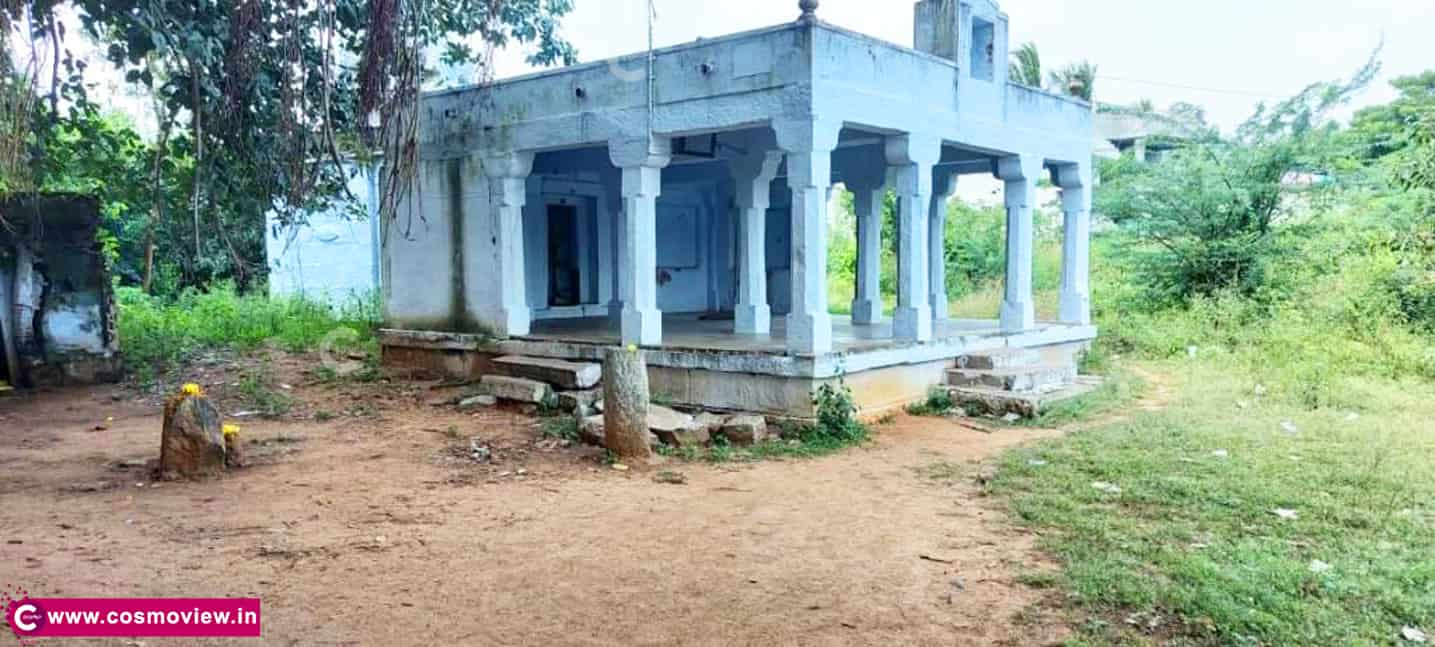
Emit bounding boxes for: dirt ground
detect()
[0,351,1078,646]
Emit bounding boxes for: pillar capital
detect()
[772,116,842,155]
[883,133,943,168]
[932,166,959,198]
[479,151,535,179]
[730,151,784,206]
[994,154,1043,182]
[1051,160,1092,190]
[608,136,672,170]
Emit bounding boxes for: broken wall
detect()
[0,194,122,387]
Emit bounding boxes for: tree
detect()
[1097,55,1380,304]
[1049,61,1097,102]
[1,0,577,289]
[1008,42,1041,89]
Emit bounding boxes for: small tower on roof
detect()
[799,0,819,22]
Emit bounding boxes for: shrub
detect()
[117,283,379,372]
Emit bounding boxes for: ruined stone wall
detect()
[0,194,122,387]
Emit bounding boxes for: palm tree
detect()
[1049,61,1098,102]
[1008,42,1042,89]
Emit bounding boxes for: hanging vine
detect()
[4,0,577,287]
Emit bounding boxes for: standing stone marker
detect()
[603,346,653,462]
[159,388,227,480]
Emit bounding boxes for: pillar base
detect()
[1000,300,1036,333]
[850,299,882,325]
[1059,292,1091,326]
[930,295,950,322]
[734,304,772,335]
[496,307,532,337]
[893,305,933,342]
[785,312,833,355]
[622,307,663,347]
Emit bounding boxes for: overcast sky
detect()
[487,0,1435,132]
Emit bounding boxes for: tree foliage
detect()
[0,0,576,290]
[1008,41,1041,88]
[1097,54,1382,305]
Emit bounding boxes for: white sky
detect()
[488,0,1435,132]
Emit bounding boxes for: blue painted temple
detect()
[379,0,1098,417]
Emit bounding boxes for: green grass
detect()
[992,359,1435,644]
[117,283,379,376]
[236,360,295,418]
[541,416,579,442]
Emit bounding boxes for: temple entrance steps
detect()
[942,343,1103,418]
[492,355,602,391]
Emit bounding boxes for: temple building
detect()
[379,0,1097,417]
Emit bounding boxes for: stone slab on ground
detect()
[947,364,1077,393]
[948,375,1104,418]
[557,389,600,414]
[954,349,1042,371]
[578,415,660,449]
[476,375,551,403]
[493,355,601,390]
[457,395,498,411]
[648,405,711,448]
[718,414,770,445]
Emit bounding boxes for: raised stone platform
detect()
[380,313,1097,418]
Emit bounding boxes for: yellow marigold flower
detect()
[181,383,204,397]
[222,424,241,438]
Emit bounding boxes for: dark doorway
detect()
[547,204,581,307]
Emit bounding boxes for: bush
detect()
[117,283,379,372]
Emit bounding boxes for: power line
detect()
[1097,75,1283,100]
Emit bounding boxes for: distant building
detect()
[1096,111,1191,162]
[264,161,382,307]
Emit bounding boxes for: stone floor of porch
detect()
[521,312,1074,355]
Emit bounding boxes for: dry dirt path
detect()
[0,359,1127,646]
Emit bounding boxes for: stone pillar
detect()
[601,169,624,319]
[996,155,1042,332]
[1132,137,1148,163]
[481,152,536,337]
[609,137,671,347]
[774,117,841,354]
[929,168,958,323]
[887,134,942,343]
[852,186,886,326]
[1056,162,1093,325]
[730,151,783,335]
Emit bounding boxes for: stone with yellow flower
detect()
[222,424,245,468]
[159,383,227,479]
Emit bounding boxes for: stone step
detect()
[475,375,552,403]
[492,355,602,390]
[946,364,1077,393]
[954,349,1042,371]
[947,376,1104,419]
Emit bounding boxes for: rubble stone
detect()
[476,375,551,404]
